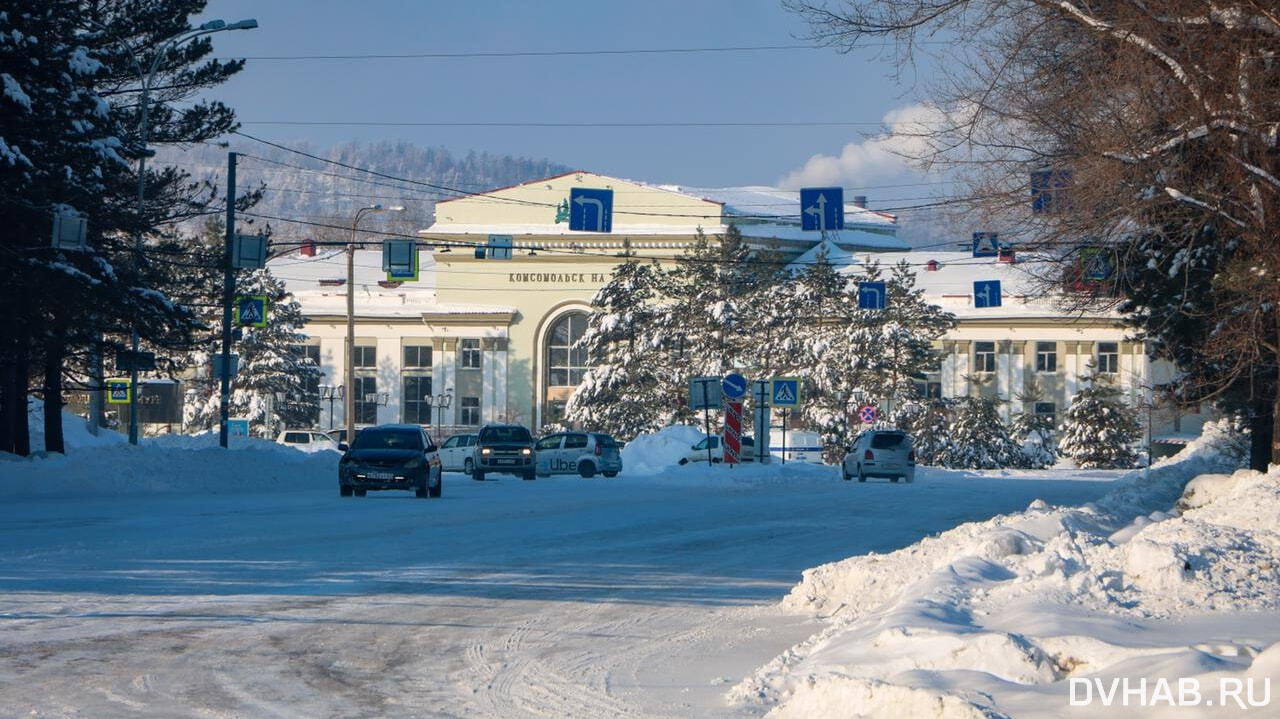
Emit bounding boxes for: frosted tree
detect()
[179,222,320,436]
[940,396,1021,469]
[1008,410,1056,469]
[893,399,952,466]
[1058,371,1141,469]
[565,257,668,440]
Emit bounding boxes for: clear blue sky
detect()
[197,0,943,207]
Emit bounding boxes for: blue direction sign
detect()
[972,232,1000,258]
[234,295,269,327]
[974,280,1002,308]
[771,377,801,408]
[800,187,844,232]
[569,188,613,233]
[106,379,130,405]
[227,418,250,437]
[722,372,748,400]
[858,281,887,310]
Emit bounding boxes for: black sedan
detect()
[338,424,442,498]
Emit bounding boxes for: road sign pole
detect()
[218,152,236,449]
[780,409,787,465]
[704,406,712,466]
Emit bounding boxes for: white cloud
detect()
[777,104,947,190]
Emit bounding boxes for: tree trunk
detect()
[42,329,66,454]
[1,335,32,457]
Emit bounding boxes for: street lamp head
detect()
[228,19,259,30]
[388,205,406,212]
[198,20,227,31]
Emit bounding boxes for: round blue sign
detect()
[722,373,748,399]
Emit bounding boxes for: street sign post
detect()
[106,379,130,404]
[383,239,420,279]
[722,372,748,400]
[771,377,803,464]
[234,295,269,327]
[569,188,614,233]
[723,400,743,465]
[116,350,156,373]
[227,418,250,437]
[689,376,722,465]
[800,187,844,232]
[858,404,879,424]
[857,281,886,310]
[750,379,771,463]
[974,280,1003,308]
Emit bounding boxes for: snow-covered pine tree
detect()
[565,257,668,440]
[939,396,1021,469]
[1057,370,1141,469]
[180,222,320,436]
[892,398,953,466]
[1008,410,1057,469]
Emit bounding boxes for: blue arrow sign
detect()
[722,372,748,400]
[974,280,1002,308]
[800,187,844,231]
[858,281,886,310]
[972,232,999,257]
[569,188,613,233]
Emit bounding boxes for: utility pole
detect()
[218,152,236,448]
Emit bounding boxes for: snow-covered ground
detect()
[0,412,1274,717]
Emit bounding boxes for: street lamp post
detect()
[344,205,405,444]
[123,17,257,445]
[434,389,454,432]
[320,384,344,429]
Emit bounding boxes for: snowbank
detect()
[732,420,1278,718]
[2,404,337,498]
[621,425,705,474]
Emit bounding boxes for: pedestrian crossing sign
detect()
[771,377,801,408]
[106,379,130,404]
[234,295,269,327]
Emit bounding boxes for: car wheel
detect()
[354,489,367,497]
[579,462,596,478]
[603,471,617,478]
[904,474,914,483]
[523,470,536,481]
[428,470,442,498]
[857,465,866,483]
[472,469,485,482]
[842,465,852,481]
[678,457,689,465]
[891,476,900,483]
[340,484,353,497]
[416,483,429,498]
[464,458,474,475]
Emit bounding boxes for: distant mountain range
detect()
[155,139,572,241]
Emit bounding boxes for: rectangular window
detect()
[1097,342,1119,374]
[460,396,481,425]
[403,345,432,369]
[1034,401,1056,420]
[353,375,378,425]
[911,380,943,400]
[353,345,376,369]
[1035,341,1057,372]
[460,339,482,369]
[402,375,433,424]
[974,341,996,373]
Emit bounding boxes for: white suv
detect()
[843,429,916,483]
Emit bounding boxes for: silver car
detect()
[842,429,915,483]
[438,433,479,474]
[534,432,622,478]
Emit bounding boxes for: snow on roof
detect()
[671,185,897,229]
[785,238,862,274]
[423,222,909,250]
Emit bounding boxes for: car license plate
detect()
[496,459,515,465]
[367,471,395,480]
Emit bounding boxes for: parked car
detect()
[276,429,339,452]
[678,435,756,464]
[337,423,442,498]
[472,423,536,481]
[535,431,622,478]
[842,429,915,483]
[438,432,479,473]
[325,427,361,445]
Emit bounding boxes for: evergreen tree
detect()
[1008,410,1057,469]
[565,257,668,440]
[179,221,319,436]
[892,398,953,466]
[1058,371,1142,469]
[939,396,1021,469]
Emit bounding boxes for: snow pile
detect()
[621,424,705,474]
[3,405,337,498]
[732,420,1278,718]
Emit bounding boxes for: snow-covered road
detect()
[0,456,1117,718]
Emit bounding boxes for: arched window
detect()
[546,312,589,387]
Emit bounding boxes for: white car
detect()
[678,435,756,464]
[276,430,339,452]
[842,429,915,483]
[534,432,622,478]
[438,433,479,473]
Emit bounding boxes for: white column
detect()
[1064,341,1079,400]
[441,342,457,425]
[382,339,400,424]
[482,346,496,423]
[494,341,508,422]
[1010,342,1026,416]
[996,341,1012,420]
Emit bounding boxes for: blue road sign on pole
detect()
[771,377,801,408]
[569,188,613,233]
[722,372,748,400]
[974,280,1002,308]
[972,232,1000,258]
[800,187,844,231]
[227,418,250,437]
[234,295,269,327]
[858,281,887,310]
[106,379,130,404]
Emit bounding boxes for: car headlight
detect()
[481,447,492,455]
[521,447,532,456]
[404,458,424,469]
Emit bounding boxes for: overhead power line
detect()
[226,44,816,61]
[240,120,898,128]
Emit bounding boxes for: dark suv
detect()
[472,423,536,481]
